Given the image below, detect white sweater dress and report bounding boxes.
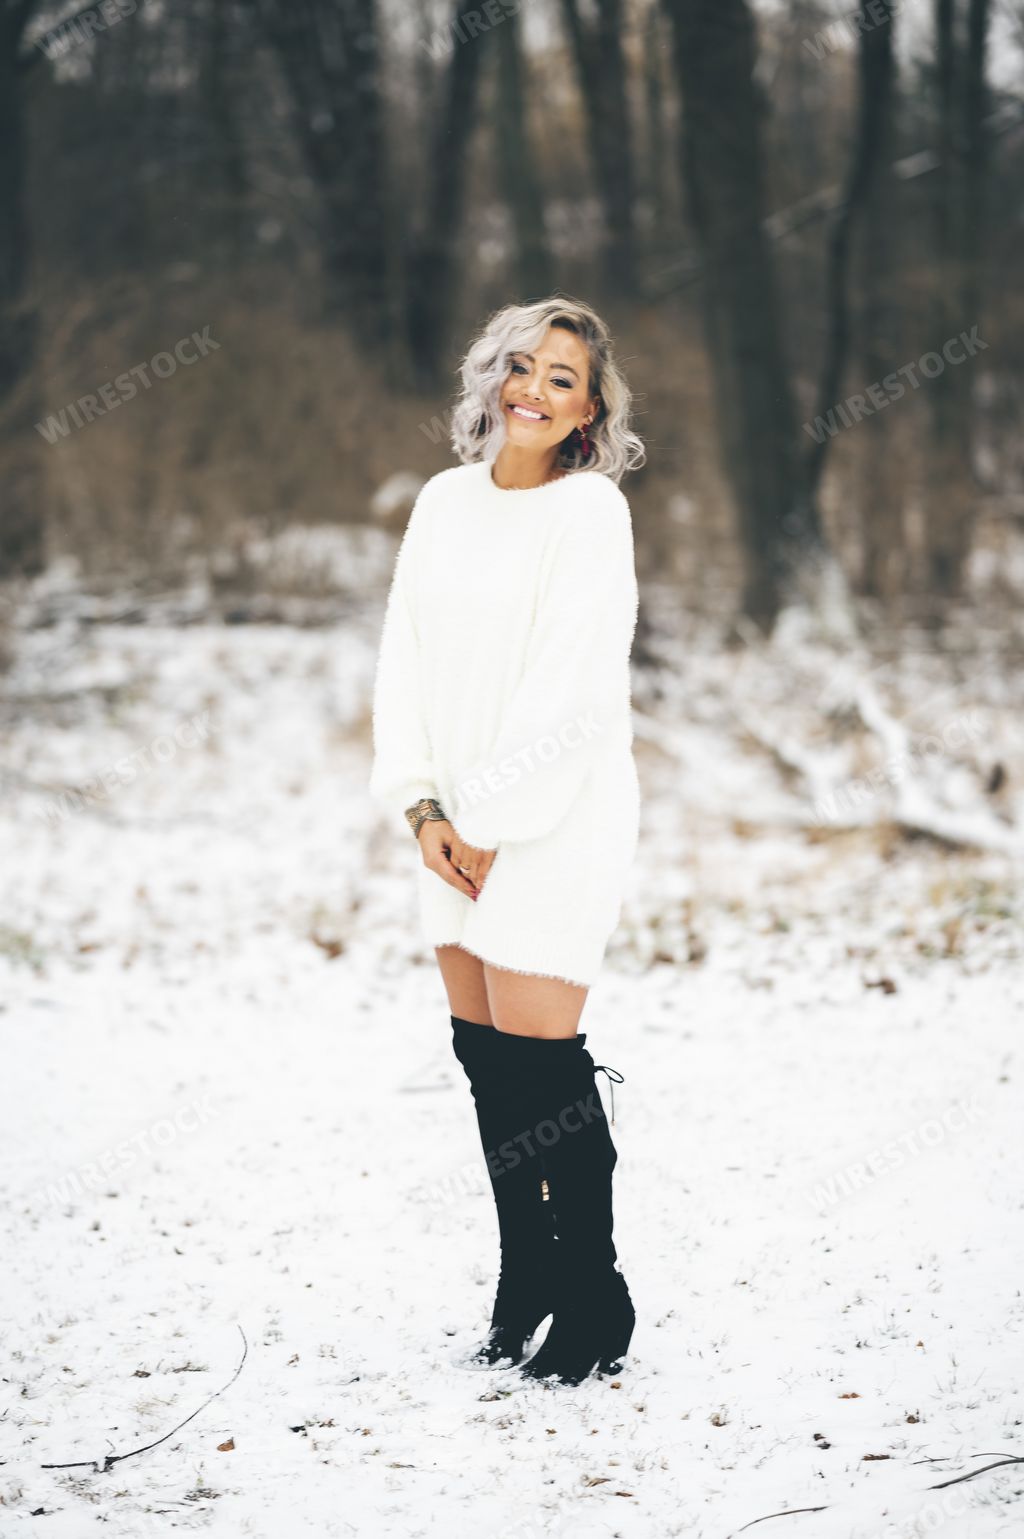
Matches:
[368,456,641,988]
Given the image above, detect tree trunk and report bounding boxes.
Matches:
[857,174,906,601]
[559,0,636,290]
[642,6,670,252]
[199,0,247,256]
[404,0,488,388]
[924,0,991,598]
[494,6,552,301]
[791,3,901,600]
[855,16,904,601]
[0,8,44,577]
[261,0,393,353]
[661,0,831,630]
[804,2,897,504]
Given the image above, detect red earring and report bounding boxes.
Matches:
[579,419,592,459]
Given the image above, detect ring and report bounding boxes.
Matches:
[458,865,470,874]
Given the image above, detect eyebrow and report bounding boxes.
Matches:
[512,351,580,380]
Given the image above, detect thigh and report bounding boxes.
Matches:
[484,964,588,1039]
[434,945,494,1025]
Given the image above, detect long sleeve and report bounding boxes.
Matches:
[367,485,440,829]
[449,480,639,849]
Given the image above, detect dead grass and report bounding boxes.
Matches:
[13,272,463,578]
[2,269,1022,632]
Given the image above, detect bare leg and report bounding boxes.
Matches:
[434,944,494,1025]
[484,964,588,1039]
[435,943,587,1037]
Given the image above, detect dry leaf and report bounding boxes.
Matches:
[311,933,343,959]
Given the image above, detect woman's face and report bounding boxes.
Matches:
[498,324,599,456]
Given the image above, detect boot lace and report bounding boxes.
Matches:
[592,1063,624,1124]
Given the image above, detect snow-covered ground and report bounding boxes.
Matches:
[2,543,1022,1538]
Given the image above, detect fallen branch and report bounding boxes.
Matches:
[929,1454,1024,1490]
[733,705,835,804]
[911,1451,1011,1465]
[736,653,1019,854]
[729,1447,1024,1536]
[41,1324,248,1474]
[733,1505,830,1534]
[850,674,1019,854]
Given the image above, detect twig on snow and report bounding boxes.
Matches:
[732,1506,830,1534]
[910,1451,1006,1465]
[929,1454,1024,1490]
[731,1445,1024,1534]
[41,1324,248,1474]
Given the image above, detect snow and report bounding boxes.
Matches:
[2,558,1022,1537]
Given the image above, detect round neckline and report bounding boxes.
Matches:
[484,458,575,495]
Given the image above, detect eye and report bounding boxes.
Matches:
[552,377,573,389]
[510,361,528,375]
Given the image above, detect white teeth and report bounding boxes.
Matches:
[510,404,546,420]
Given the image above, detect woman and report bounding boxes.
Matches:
[369,295,645,1386]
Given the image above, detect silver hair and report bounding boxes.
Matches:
[449,295,646,483]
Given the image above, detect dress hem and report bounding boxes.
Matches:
[429,937,594,991]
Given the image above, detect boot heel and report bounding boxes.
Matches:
[597,1277,635,1374]
[596,1328,633,1375]
[597,1326,632,1374]
[596,1321,634,1374]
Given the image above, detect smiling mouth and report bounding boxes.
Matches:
[507,403,549,422]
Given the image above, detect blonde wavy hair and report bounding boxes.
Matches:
[449,295,645,484]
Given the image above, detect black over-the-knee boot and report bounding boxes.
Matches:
[450,1015,558,1365]
[488,1029,635,1386]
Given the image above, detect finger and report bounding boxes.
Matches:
[432,851,478,897]
[472,851,495,889]
[455,854,479,890]
[451,848,478,884]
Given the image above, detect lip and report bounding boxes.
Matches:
[506,402,550,422]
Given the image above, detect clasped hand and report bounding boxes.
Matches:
[417,818,496,900]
